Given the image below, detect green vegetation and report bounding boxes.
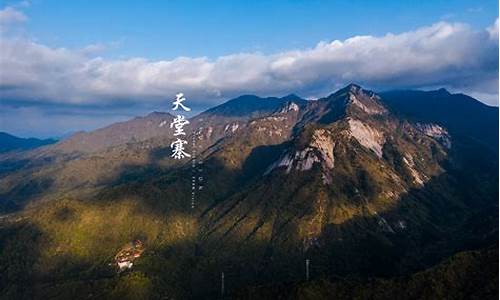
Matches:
[0,86,497,299]
[238,248,498,300]
[0,197,197,299]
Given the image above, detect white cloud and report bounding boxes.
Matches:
[0,6,27,24]
[0,19,498,108]
[487,18,499,40]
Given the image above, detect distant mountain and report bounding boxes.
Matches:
[0,132,56,153]
[0,84,497,299]
[54,111,174,153]
[380,89,498,151]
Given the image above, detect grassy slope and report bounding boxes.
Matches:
[0,89,497,299]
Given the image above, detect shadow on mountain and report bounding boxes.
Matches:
[0,152,77,214]
[215,168,498,298]
[0,119,497,299]
[0,220,43,299]
[380,89,499,154]
[0,150,497,299]
[182,140,498,297]
[234,247,499,300]
[0,175,55,213]
[239,142,289,182]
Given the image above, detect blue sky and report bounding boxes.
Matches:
[0,0,498,138]
[17,0,499,59]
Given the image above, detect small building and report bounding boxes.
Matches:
[114,240,145,272]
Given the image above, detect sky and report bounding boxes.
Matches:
[0,0,498,138]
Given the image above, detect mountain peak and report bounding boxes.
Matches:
[281,93,302,101]
[435,88,451,96]
[202,93,307,118]
[146,111,174,118]
[329,83,369,98]
[319,84,386,120]
[346,83,362,91]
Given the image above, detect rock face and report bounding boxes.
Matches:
[347,118,385,157]
[0,84,497,299]
[276,101,300,113]
[402,154,424,185]
[198,84,461,278]
[347,85,387,115]
[415,122,451,148]
[265,128,335,186]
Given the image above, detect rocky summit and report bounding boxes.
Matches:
[0,84,497,299]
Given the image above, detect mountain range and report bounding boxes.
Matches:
[0,84,497,299]
[0,132,56,154]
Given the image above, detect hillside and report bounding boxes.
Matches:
[0,84,497,299]
[236,247,498,300]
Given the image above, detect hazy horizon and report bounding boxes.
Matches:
[2,85,497,139]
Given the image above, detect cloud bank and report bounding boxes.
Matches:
[0,6,27,25]
[0,5,498,137]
